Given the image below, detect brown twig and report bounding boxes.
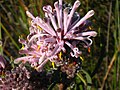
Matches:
[101,2,112,89]
[18,0,28,11]
[58,83,64,90]
[100,51,118,90]
[105,1,112,74]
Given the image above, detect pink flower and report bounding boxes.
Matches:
[0,55,6,69]
[14,0,97,71]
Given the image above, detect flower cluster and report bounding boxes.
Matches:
[0,64,53,89]
[14,0,97,72]
[0,64,32,90]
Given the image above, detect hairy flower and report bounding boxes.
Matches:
[14,0,97,71]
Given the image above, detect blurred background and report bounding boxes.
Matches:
[0,0,120,89]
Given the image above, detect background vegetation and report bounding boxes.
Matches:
[0,0,120,90]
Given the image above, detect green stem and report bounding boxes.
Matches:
[76,72,87,86]
[0,22,20,49]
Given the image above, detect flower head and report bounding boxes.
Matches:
[14,0,97,72]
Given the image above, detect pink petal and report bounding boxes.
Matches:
[43,6,58,30]
[35,17,56,36]
[26,11,35,19]
[59,0,62,24]
[0,55,6,68]
[71,10,95,30]
[63,8,69,35]
[14,56,33,64]
[36,59,49,72]
[54,1,63,29]
[76,31,97,37]
[66,0,80,30]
